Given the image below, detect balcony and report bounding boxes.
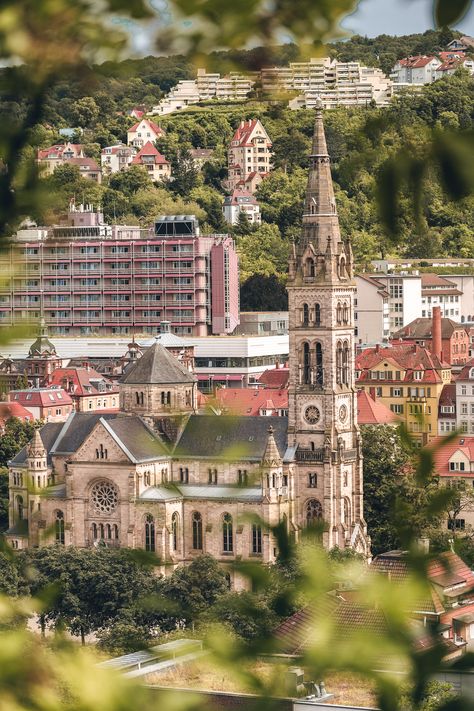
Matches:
[296,448,324,463]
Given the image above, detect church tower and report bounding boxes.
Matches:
[287,100,369,554]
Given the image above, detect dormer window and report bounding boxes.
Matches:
[413,371,424,381]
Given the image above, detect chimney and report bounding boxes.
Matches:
[432,306,442,360]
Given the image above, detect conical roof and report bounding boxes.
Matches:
[120,342,195,385]
[27,428,46,458]
[28,319,57,358]
[262,425,282,466]
[300,102,342,256]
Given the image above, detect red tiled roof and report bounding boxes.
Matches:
[67,156,100,170]
[398,55,437,68]
[8,389,73,407]
[438,383,456,412]
[421,273,457,287]
[128,119,164,136]
[231,119,259,146]
[430,435,474,478]
[258,366,289,389]
[47,367,119,398]
[131,141,169,165]
[213,387,288,416]
[356,344,448,382]
[457,358,474,382]
[0,401,34,424]
[428,550,474,595]
[393,317,466,341]
[357,390,399,425]
[37,143,83,160]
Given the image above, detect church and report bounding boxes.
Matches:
[6,105,370,586]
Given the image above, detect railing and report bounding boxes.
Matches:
[296,448,325,463]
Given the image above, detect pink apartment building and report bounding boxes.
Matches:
[0,205,239,337]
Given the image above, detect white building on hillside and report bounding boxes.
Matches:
[223,189,261,225]
[360,273,422,335]
[456,360,474,434]
[226,119,272,193]
[127,119,165,148]
[101,144,137,175]
[354,275,390,344]
[391,55,441,84]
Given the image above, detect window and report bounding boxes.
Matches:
[208,468,217,484]
[315,303,321,326]
[16,495,24,521]
[171,512,179,551]
[95,443,108,460]
[315,342,323,386]
[308,472,317,488]
[135,391,144,406]
[238,469,248,485]
[449,461,466,471]
[179,467,189,483]
[55,510,65,544]
[306,499,323,526]
[390,404,404,414]
[252,523,262,554]
[223,513,233,553]
[302,303,309,326]
[192,512,203,550]
[448,519,465,531]
[145,514,155,552]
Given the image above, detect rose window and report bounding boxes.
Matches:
[91,481,118,515]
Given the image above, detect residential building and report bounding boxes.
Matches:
[435,55,474,78]
[130,142,171,182]
[37,143,84,175]
[447,36,474,51]
[438,383,457,434]
[151,69,255,116]
[0,402,34,430]
[356,342,451,444]
[66,156,101,184]
[356,390,399,426]
[447,275,474,324]
[455,359,474,435]
[432,435,474,529]
[354,275,390,343]
[222,189,261,225]
[391,55,441,84]
[372,258,474,272]
[189,148,214,167]
[393,310,470,365]
[8,388,73,422]
[421,273,462,320]
[127,119,165,148]
[46,366,119,413]
[262,57,392,108]
[4,103,370,573]
[226,119,272,193]
[100,144,137,176]
[0,208,239,337]
[359,273,422,335]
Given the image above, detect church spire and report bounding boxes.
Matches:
[293,99,346,282]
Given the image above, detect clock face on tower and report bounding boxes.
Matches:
[304,405,321,425]
[339,404,348,423]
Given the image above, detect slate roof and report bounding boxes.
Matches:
[104,416,169,461]
[140,484,262,503]
[175,415,288,461]
[10,421,64,466]
[393,317,466,341]
[121,342,195,385]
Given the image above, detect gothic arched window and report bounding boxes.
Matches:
[306,499,323,527]
[339,257,346,279]
[336,341,343,386]
[306,257,315,278]
[303,303,310,326]
[55,510,65,545]
[315,303,321,327]
[252,523,262,554]
[145,514,155,552]
[192,511,203,550]
[315,342,323,386]
[92,522,98,540]
[343,498,351,525]
[223,513,233,553]
[336,302,342,324]
[16,495,24,521]
[171,512,179,551]
[303,342,311,384]
[343,303,349,324]
[343,341,350,386]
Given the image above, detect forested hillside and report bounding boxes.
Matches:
[3,29,473,304]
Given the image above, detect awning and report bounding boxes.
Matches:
[452,613,474,624]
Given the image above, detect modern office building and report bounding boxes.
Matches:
[0,205,239,337]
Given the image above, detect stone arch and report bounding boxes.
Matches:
[306,499,323,526]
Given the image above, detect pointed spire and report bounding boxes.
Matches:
[262,425,282,466]
[28,428,46,458]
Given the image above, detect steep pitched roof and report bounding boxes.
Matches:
[231,119,270,147]
[120,342,195,385]
[213,387,288,416]
[0,401,33,424]
[175,414,288,461]
[48,367,119,397]
[457,358,474,381]
[356,343,448,377]
[398,55,437,68]
[393,317,465,341]
[128,119,164,136]
[357,390,398,425]
[430,435,474,478]
[257,366,289,389]
[131,141,169,165]
[438,383,456,416]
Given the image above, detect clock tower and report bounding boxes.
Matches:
[287,100,369,554]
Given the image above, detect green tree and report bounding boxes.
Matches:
[161,554,229,622]
[205,591,278,642]
[240,274,288,311]
[109,165,154,197]
[72,96,100,128]
[0,417,38,468]
[170,147,200,196]
[237,223,290,282]
[0,466,9,531]
[97,614,154,655]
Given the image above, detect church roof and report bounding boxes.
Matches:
[140,484,262,503]
[174,415,288,461]
[120,342,195,385]
[10,421,64,466]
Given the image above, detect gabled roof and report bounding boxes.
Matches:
[457,358,474,382]
[0,401,33,424]
[48,367,118,397]
[230,119,271,147]
[398,55,438,68]
[430,435,474,477]
[9,388,73,407]
[67,157,100,171]
[438,383,456,414]
[131,141,169,166]
[393,317,466,341]
[174,414,288,461]
[120,342,195,385]
[258,366,289,389]
[128,119,164,136]
[37,143,83,160]
[356,344,448,379]
[357,390,398,425]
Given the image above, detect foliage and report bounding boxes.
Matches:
[97,614,155,656]
[237,223,290,283]
[0,467,8,532]
[161,554,229,622]
[240,274,288,311]
[0,417,39,468]
[204,591,278,642]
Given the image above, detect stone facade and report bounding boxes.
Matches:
[6,106,369,584]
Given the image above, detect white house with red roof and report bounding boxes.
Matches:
[8,388,73,422]
[37,142,84,175]
[131,142,171,182]
[391,55,441,84]
[226,119,272,193]
[0,401,34,430]
[435,56,474,78]
[127,118,165,148]
[101,144,137,175]
[46,366,119,413]
[222,188,261,225]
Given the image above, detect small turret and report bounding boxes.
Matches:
[262,425,282,467]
